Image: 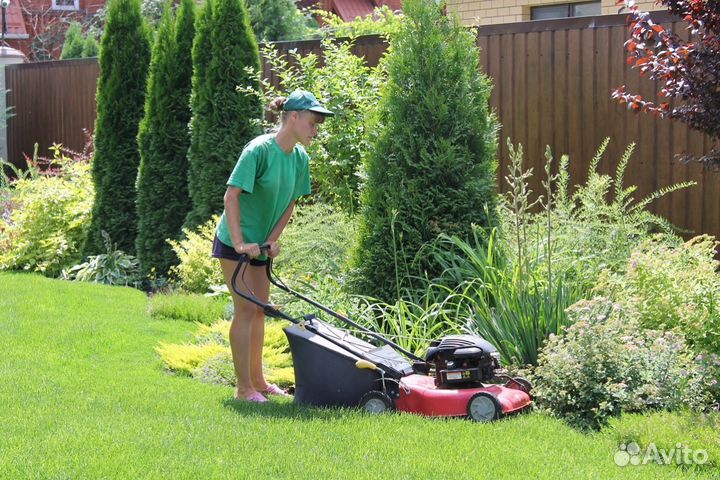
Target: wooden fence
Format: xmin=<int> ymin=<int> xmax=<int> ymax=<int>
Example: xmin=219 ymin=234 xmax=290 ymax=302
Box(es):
xmin=7 ymin=57 xmax=99 ymax=165
xmin=6 ymin=12 xmax=719 ymax=241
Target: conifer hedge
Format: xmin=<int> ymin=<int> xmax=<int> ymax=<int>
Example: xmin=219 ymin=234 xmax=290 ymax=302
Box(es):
xmin=83 ymin=0 xmax=150 ymax=256
xmin=351 ymin=0 xmax=498 ymax=302
xmin=185 ymin=0 xmax=262 ymax=228
xmin=136 ymin=0 xmax=195 ymax=278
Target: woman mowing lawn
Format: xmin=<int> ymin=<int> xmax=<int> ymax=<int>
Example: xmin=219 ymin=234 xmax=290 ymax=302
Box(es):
xmin=212 ymin=89 xmax=333 ymax=403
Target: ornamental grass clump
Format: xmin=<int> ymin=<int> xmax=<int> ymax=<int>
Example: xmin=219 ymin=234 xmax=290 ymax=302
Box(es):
xmin=532 ymin=298 xmax=713 ymax=431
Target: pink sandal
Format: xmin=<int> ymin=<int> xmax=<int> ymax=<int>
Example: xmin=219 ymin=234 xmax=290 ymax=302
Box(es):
xmin=239 ymin=391 xmax=268 ymax=403
xmin=263 ymin=383 xmax=292 ymax=397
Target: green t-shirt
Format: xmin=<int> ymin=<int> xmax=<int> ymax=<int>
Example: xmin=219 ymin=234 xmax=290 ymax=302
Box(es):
xmin=216 ymin=134 xmax=311 ymax=249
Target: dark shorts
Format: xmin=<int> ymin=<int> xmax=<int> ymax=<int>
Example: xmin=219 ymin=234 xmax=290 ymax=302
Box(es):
xmin=211 ymin=236 xmax=269 ymax=266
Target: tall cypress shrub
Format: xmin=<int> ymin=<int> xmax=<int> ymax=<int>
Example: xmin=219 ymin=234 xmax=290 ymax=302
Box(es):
xmin=83 ymin=0 xmax=150 ymax=256
xmin=136 ymin=0 xmax=196 ymax=278
xmin=60 ymin=23 xmax=84 ymax=60
xmin=185 ymin=0 xmax=262 ymax=228
xmin=351 ymin=0 xmax=498 ymax=302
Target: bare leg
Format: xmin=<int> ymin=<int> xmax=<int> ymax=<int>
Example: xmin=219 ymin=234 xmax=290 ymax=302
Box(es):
xmin=220 ymin=259 xmax=269 ymax=399
xmin=247 ymin=265 xmax=270 ymax=391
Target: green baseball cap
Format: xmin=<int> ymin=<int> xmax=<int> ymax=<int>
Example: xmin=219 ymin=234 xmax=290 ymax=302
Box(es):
xmin=283 ymin=88 xmax=334 ymax=117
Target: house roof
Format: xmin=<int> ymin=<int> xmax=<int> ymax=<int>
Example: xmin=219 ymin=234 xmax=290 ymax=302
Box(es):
xmin=320 ymin=0 xmax=403 ymax=22
xmin=331 ymin=0 xmax=376 ymax=21
xmin=4 ymin=0 xmax=29 ymax=39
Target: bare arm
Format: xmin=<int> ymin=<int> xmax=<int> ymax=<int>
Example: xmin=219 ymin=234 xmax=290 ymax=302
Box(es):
xmin=264 ymin=201 xmax=296 ymax=257
xmin=266 ymin=201 xmax=296 ymax=243
xmin=224 ymin=186 xmax=260 ymax=257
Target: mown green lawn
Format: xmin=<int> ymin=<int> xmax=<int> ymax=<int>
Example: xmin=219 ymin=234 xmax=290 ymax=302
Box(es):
xmin=1 ymin=272 xmax=717 ymax=479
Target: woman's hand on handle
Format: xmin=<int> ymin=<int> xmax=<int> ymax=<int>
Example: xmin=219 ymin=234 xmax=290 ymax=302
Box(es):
xmin=234 ymin=242 xmax=261 ymax=258
xmin=265 ymin=241 xmax=280 ymax=258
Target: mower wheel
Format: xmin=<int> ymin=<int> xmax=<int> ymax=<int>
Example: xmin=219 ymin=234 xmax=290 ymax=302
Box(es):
xmin=467 ymin=392 xmax=501 ymax=422
xmin=359 ymin=391 xmax=394 ymax=414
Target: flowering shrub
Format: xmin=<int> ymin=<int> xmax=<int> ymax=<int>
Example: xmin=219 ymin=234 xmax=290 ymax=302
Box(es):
xmin=0 ymin=144 xmax=93 ymax=277
xmin=533 ymin=298 xmax=713 ymax=430
xmin=598 ymin=235 xmax=720 ymax=355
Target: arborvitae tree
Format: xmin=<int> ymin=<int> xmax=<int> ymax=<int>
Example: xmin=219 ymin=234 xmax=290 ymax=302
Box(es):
xmin=136 ymin=0 xmax=195 ymax=278
xmin=246 ymin=0 xmax=312 ymax=42
xmin=185 ymin=0 xmax=262 ymax=228
xmin=83 ymin=0 xmax=151 ymax=256
xmin=81 ymin=36 xmax=100 ymax=58
xmin=60 ymin=23 xmax=84 ymax=59
xmin=350 ymin=0 xmax=498 ymax=302
xmin=185 ymin=0 xmax=213 ymax=227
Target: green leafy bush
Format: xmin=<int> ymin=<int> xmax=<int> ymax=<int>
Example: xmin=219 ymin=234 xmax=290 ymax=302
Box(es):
xmin=532 ymin=298 xmax=714 ymax=430
xmin=148 ymin=292 xmax=226 ymax=324
xmin=314 ymin=6 xmax=402 ymax=37
xmin=272 ymin=203 xmax=356 ymax=278
xmin=188 ymin=203 xmax=358 ymax=321
xmin=0 ymin=145 xmax=93 ymax=276
xmin=598 ymin=235 xmax=720 ymax=355
xmin=265 ymin=204 xmax=357 ymax=323
xmin=168 ymin=216 xmax=223 ymax=293
xmin=546 ymin=140 xmax=692 ymax=289
xmin=249 ymin=38 xmax=384 ymax=214
xmin=169 ymin=203 xmax=355 ymax=303
xmin=246 ymin=0 xmax=317 ymax=41
xmin=430 ymin=228 xmax=582 ymax=366
xmin=81 ymin=37 xmax=100 ymax=58
xmin=351 ymin=0 xmax=498 ymax=302
xmin=156 ymin=342 xmax=227 ymax=374
xmin=63 ymin=231 xmax=142 ymax=287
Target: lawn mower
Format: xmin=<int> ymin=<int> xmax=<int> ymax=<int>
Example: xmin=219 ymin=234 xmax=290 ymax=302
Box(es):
xmin=231 ymin=250 xmax=532 ymax=422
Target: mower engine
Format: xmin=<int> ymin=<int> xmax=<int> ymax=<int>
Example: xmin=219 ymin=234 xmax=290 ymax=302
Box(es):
xmin=424 ymin=335 xmax=500 ymax=388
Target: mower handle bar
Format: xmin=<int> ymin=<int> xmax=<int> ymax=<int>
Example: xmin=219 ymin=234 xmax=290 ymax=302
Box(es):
xmin=229 ymin=247 xmax=425 ymax=363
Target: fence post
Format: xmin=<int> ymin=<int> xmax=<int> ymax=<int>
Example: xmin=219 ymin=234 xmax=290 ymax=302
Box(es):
xmin=0 ymin=45 xmax=24 ymax=163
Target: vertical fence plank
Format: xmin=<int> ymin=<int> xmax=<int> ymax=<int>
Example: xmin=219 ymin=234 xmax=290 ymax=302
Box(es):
xmin=567 ymin=27 xmax=584 ymax=184
xmin=553 ymin=29 xmax=568 ymax=161
xmin=538 ymin=30 xmax=554 ymax=172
